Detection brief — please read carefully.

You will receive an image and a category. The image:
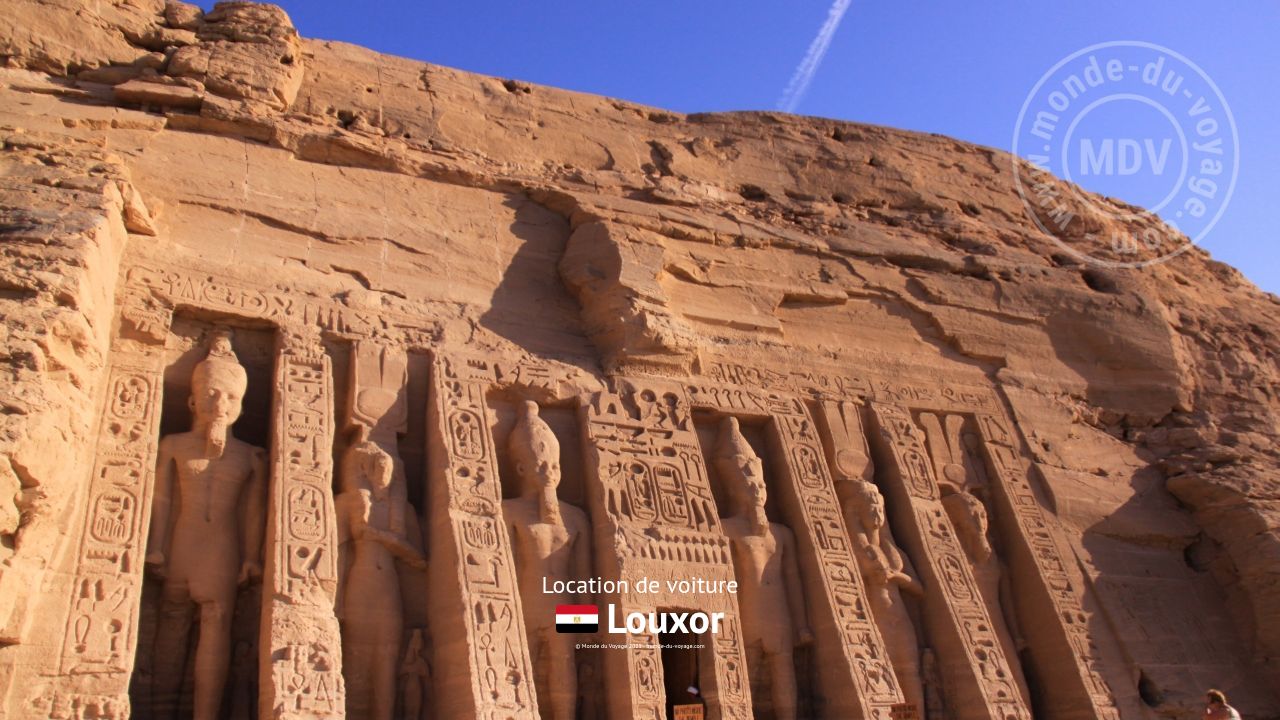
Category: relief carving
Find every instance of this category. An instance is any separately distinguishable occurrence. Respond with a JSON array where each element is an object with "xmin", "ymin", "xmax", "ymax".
[
  {"xmin": 51, "ymin": 343, "xmax": 166, "ymax": 705},
  {"xmin": 399, "ymin": 628, "xmax": 431, "ymax": 720},
  {"xmin": 336, "ymin": 342, "xmax": 426, "ymax": 720},
  {"xmin": 585, "ymin": 382, "xmax": 716, "ymax": 535},
  {"xmin": 3, "ymin": 8, "xmax": 1272, "ymax": 717},
  {"xmin": 702, "ymin": 357, "xmax": 999, "ymax": 412},
  {"xmin": 686, "ymin": 387, "xmax": 904, "ymax": 718},
  {"xmin": 974, "ymin": 414, "xmax": 1122, "ymax": 719},
  {"xmin": 427, "ymin": 356, "xmax": 536, "ymax": 719},
  {"xmin": 869, "ymin": 403, "xmax": 1031, "ymax": 720},
  {"xmin": 819, "ymin": 397, "xmax": 931, "ymax": 712},
  {"xmin": 126, "ymin": 264, "xmax": 439, "ymax": 347},
  {"xmin": 940, "ymin": 491, "xmax": 1031, "ymax": 708},
  {"xmin": 716, "ymin": 417, "xmax": 812, "ymax": 720},
  {"xmin": 337, "ymin": 441, "xmax": 426, "ymax": 719},
  {"xmin": 919, "ymin": 411, "xmax": 1032, "ymax": 712},
  {"xmin": 580, "ymin": 379, "xmax": 752, "ymax": 720},
  {"xmin": 144, "ymin": 330, "xmax": 267, "ymax": 719},
  {"xmin": 835, "ymin": 436, "xmax": 927, "ymax": 712},
  {"xmin": 502, "ymin": 401, "xmax": 591, "ymax": 720},
  {"xmin": 260, "ymin": 331, "xmax": 347, "ymax": 719}
]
